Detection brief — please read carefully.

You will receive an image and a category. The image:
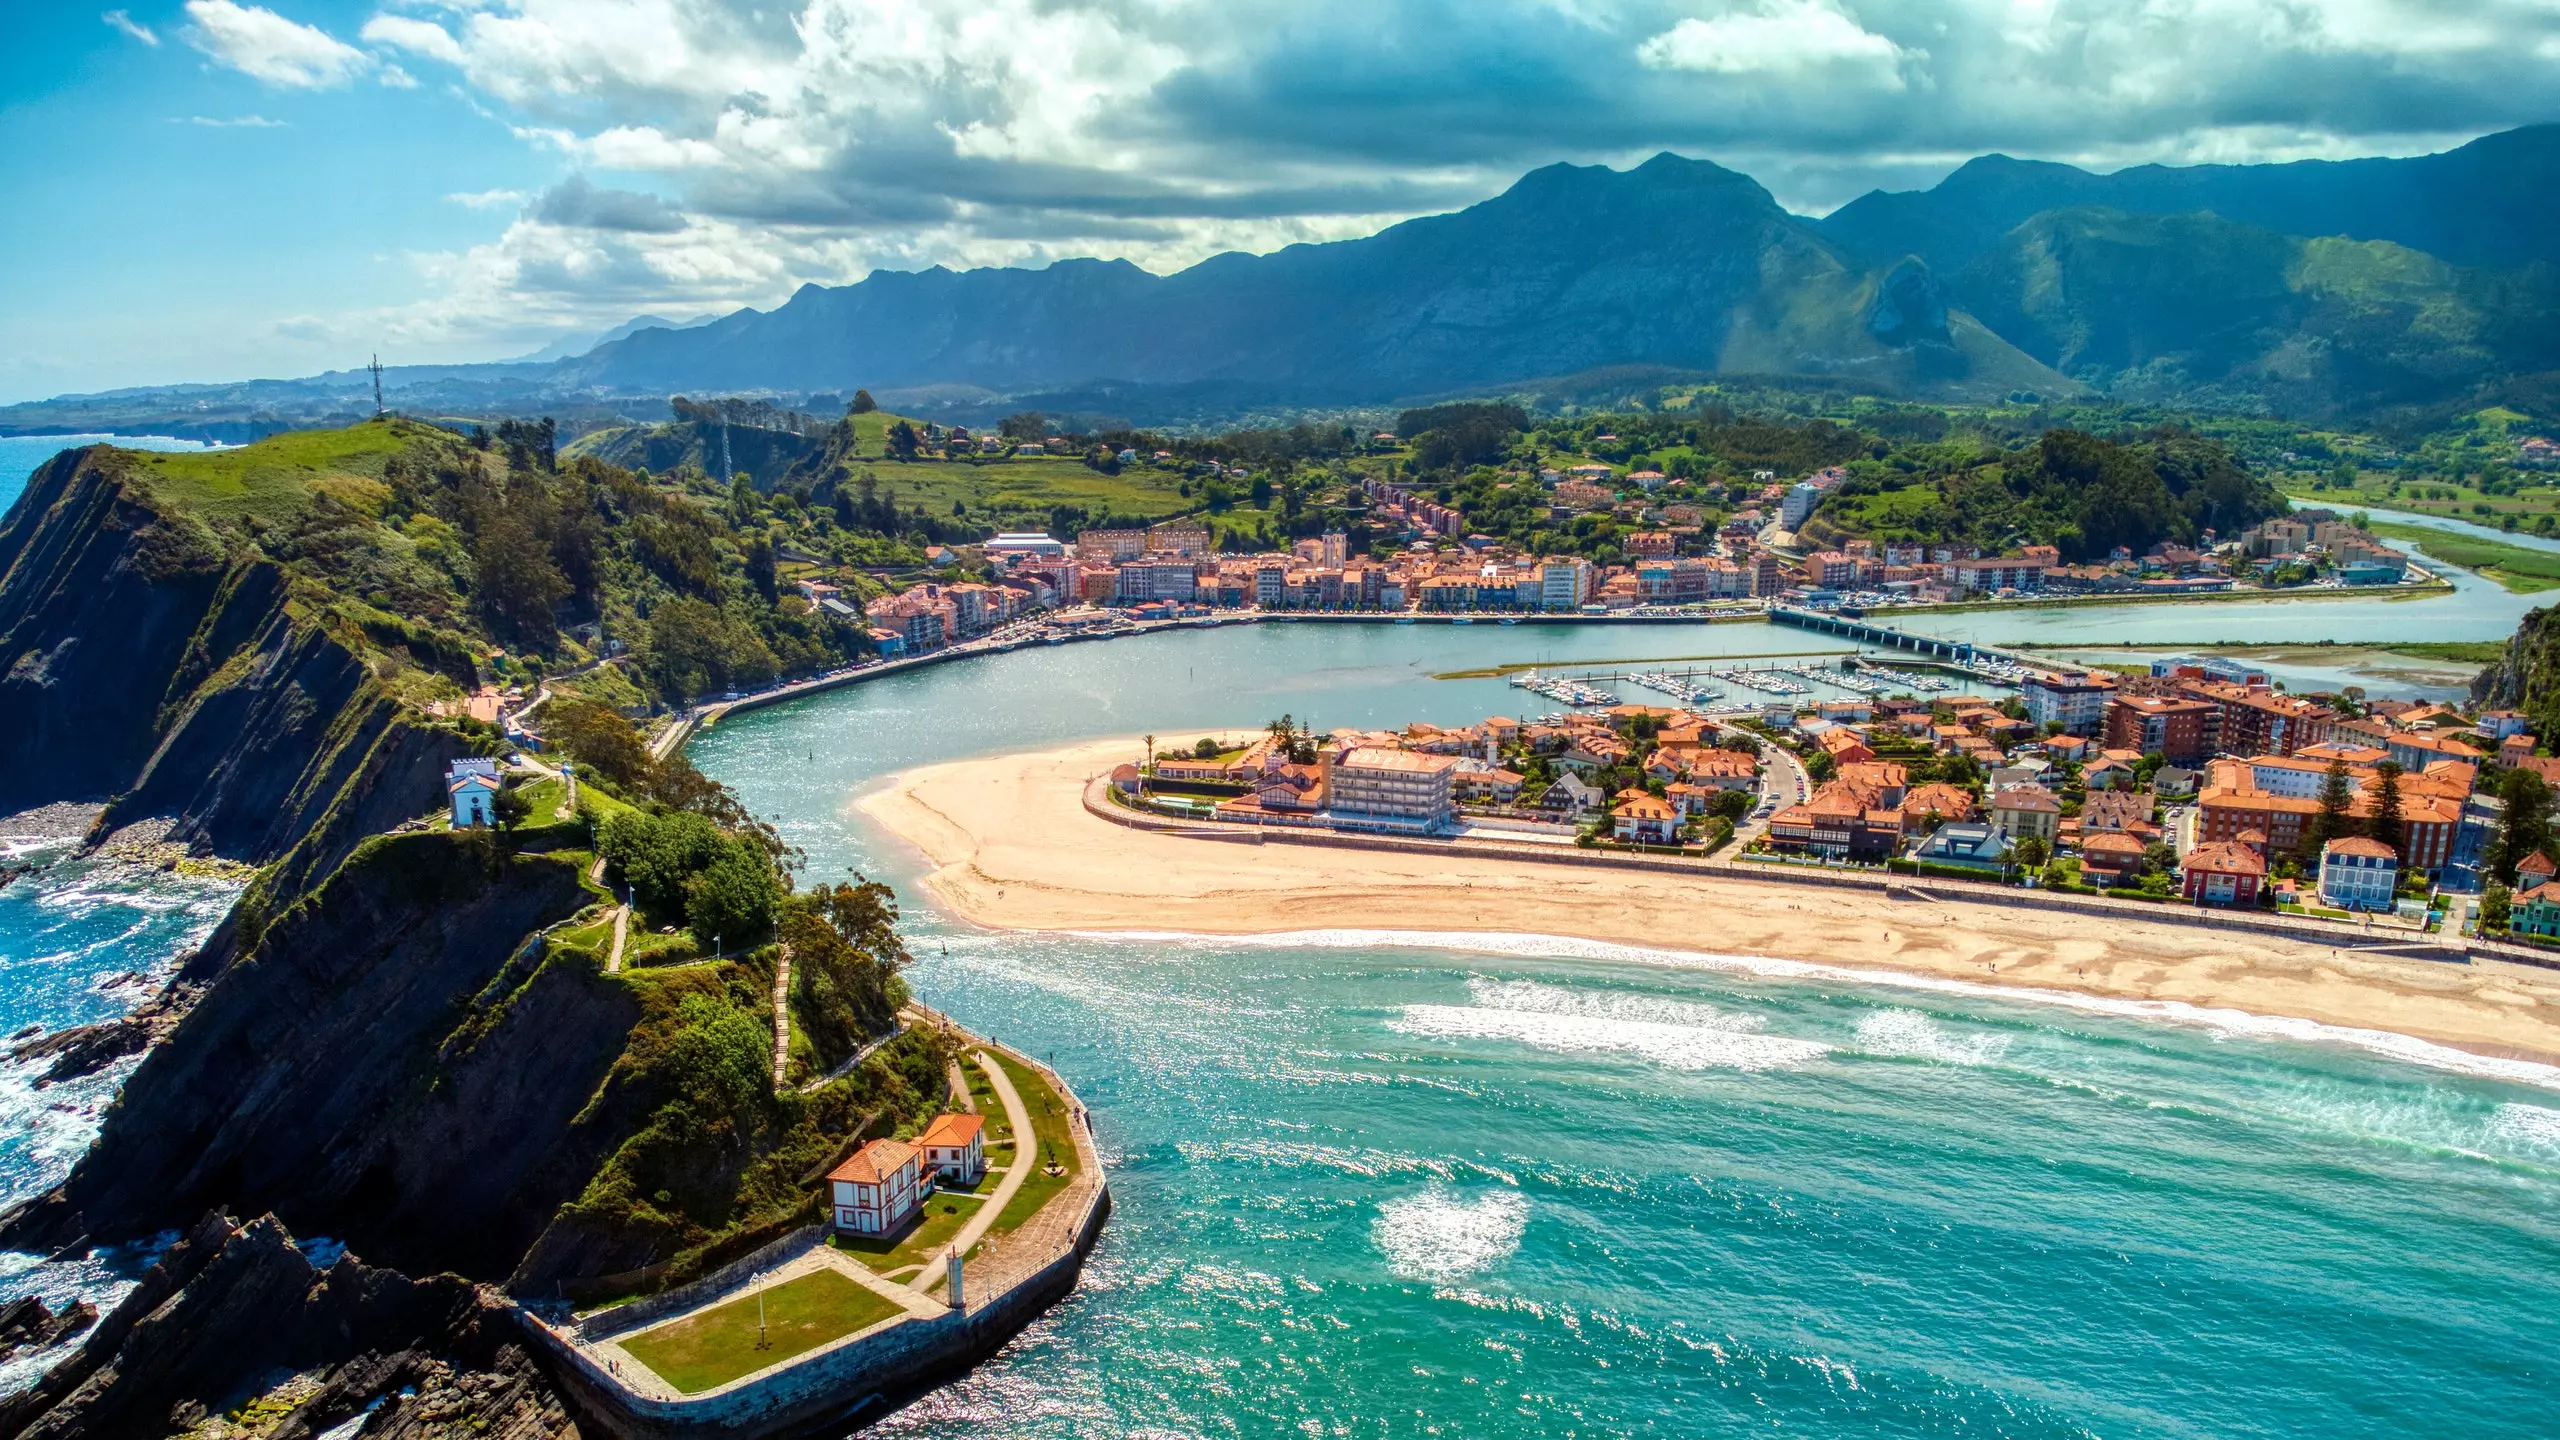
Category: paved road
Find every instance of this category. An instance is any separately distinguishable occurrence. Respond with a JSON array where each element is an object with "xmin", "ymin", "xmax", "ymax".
[
  {"xmin": 909, "ymin": 1050, "xmax": 1035, "ymax": 1298},
  {"xmin": 1718, "ymin": 721, "xmax": 1807, "ymax": 846}
]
